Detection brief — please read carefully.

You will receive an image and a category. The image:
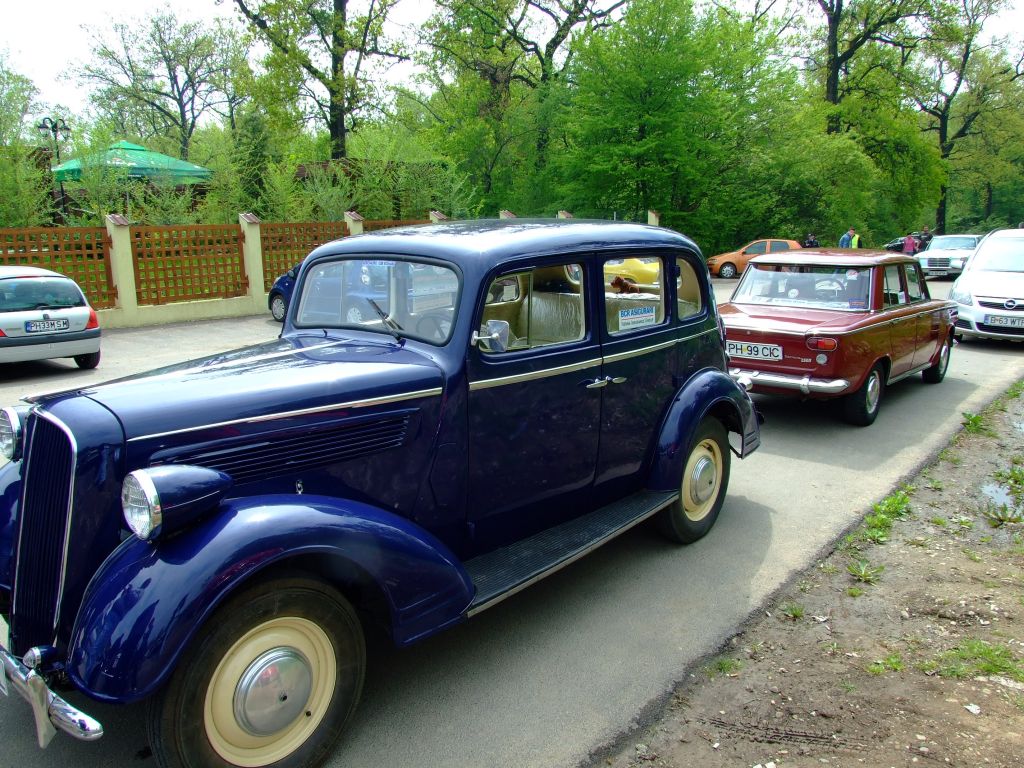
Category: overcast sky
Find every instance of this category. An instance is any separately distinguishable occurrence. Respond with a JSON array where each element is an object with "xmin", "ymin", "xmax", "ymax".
[{"xmin": 3, "ymin": 0, "xmax": 1023, "ymax": 117}]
